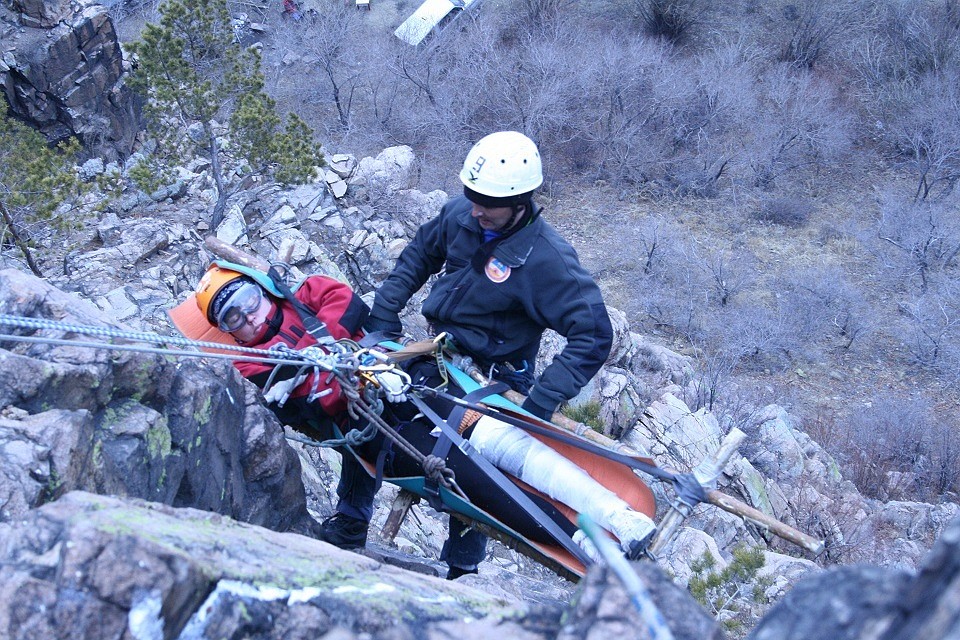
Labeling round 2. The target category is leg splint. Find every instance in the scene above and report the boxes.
[469,415,656,556]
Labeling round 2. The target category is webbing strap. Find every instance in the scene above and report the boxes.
[267,265,334,345]
[408,394,591,566]
[431,381,510,465]
[423,382,509,509]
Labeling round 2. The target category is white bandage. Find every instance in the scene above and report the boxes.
[469,415,656,552]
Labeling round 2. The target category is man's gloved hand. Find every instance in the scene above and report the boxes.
[521,395,556,421]
[363,309,403,335]
[493,362,535,395]
[373,369,409,403]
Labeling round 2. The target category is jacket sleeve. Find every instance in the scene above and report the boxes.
[523,241,613,414]
[369,204,451,324]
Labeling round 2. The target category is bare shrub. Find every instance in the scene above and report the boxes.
[746,65,853,190]
[754,197,814,227]
[514,0,578,31]
[774,266,874,356]
[628,0,708,44]
[857,3,960,200]
[296,5,365,129]
[898,288,960,382]
[777,0,857,69]
[874,190,960,293]
[833,395,958,501]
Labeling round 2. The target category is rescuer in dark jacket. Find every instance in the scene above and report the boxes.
[358,131,615,578]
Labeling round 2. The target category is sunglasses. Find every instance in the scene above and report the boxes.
[216,282,264,332]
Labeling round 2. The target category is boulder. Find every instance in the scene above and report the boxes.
[0,491,537,639]
[750,514,960,639]
[630,393,723,470]
[558,561,725,639]
[349,145,418,193]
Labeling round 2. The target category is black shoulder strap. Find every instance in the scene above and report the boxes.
[268,266,334,345]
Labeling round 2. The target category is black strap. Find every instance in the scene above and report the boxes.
[358,330,401,347]
[267,265,334,345]
[408,394,591,566]
[423,382,510,509]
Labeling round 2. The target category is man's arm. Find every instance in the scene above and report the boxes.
[367,205,451,332]
[521,243,613,420]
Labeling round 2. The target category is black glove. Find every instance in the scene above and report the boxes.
[493,363,535,395]
[363,310,403,335]
[521,395,555,421]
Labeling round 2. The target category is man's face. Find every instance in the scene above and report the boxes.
[228,294,274,345]
[471,203,521,232]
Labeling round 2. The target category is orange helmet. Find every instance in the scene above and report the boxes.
[195,264,245,325]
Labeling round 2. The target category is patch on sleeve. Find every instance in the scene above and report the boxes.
[485,256,511,283]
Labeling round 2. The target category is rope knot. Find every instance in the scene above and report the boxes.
[423,454,455,486]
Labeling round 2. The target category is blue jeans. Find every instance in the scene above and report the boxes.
[336,451,487,569]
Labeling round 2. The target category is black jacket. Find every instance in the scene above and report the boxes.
[370,195,612,413]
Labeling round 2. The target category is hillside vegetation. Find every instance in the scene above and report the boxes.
[103,0,960,503]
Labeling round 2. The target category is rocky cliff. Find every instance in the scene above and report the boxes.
[0,138,957,638]
[1,0,139,159]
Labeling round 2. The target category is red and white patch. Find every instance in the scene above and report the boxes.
[485,256,511,283]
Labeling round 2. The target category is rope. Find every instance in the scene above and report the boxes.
[0,314,311,368]
[0,312,467,501]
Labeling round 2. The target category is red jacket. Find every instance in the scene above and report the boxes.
[235,276,368,417]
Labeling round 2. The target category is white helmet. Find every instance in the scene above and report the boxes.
[459,131,543,203]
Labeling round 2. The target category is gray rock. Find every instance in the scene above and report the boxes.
[0,269,316,534]
[1,1,139,159]
[349,145,418,193]
[749,565,910,640]
[0,491,535,639]
[558,562,725,640]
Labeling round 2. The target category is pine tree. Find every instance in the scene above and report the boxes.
[0,115,85,277]
[128,0,323,227]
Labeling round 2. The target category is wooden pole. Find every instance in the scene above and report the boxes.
[648,429,745,556]
[380,490,420,542]
[204,236,270,271]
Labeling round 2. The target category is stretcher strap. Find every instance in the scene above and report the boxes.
[424,382,510,507]
[422,386,680,484]
[408,394,591,566]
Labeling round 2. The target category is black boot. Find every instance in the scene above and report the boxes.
[445,565,479,580]
[318,513,369,550]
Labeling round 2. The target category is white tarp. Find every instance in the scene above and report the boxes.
[394,0,459,45]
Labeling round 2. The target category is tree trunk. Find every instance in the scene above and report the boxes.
[0,200,43,277]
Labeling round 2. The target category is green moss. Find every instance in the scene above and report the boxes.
[42,467,63,502]
[193,396,213,425]
[146,417,172,459]
[92,438,104,469]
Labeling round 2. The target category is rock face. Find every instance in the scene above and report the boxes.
[0,268,314,534]
[749,513,960,640]
[1,0,139,159]
[559,562,725,640]
[0,491,539,639]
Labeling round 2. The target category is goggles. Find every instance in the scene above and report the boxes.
[215,282,263,332]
